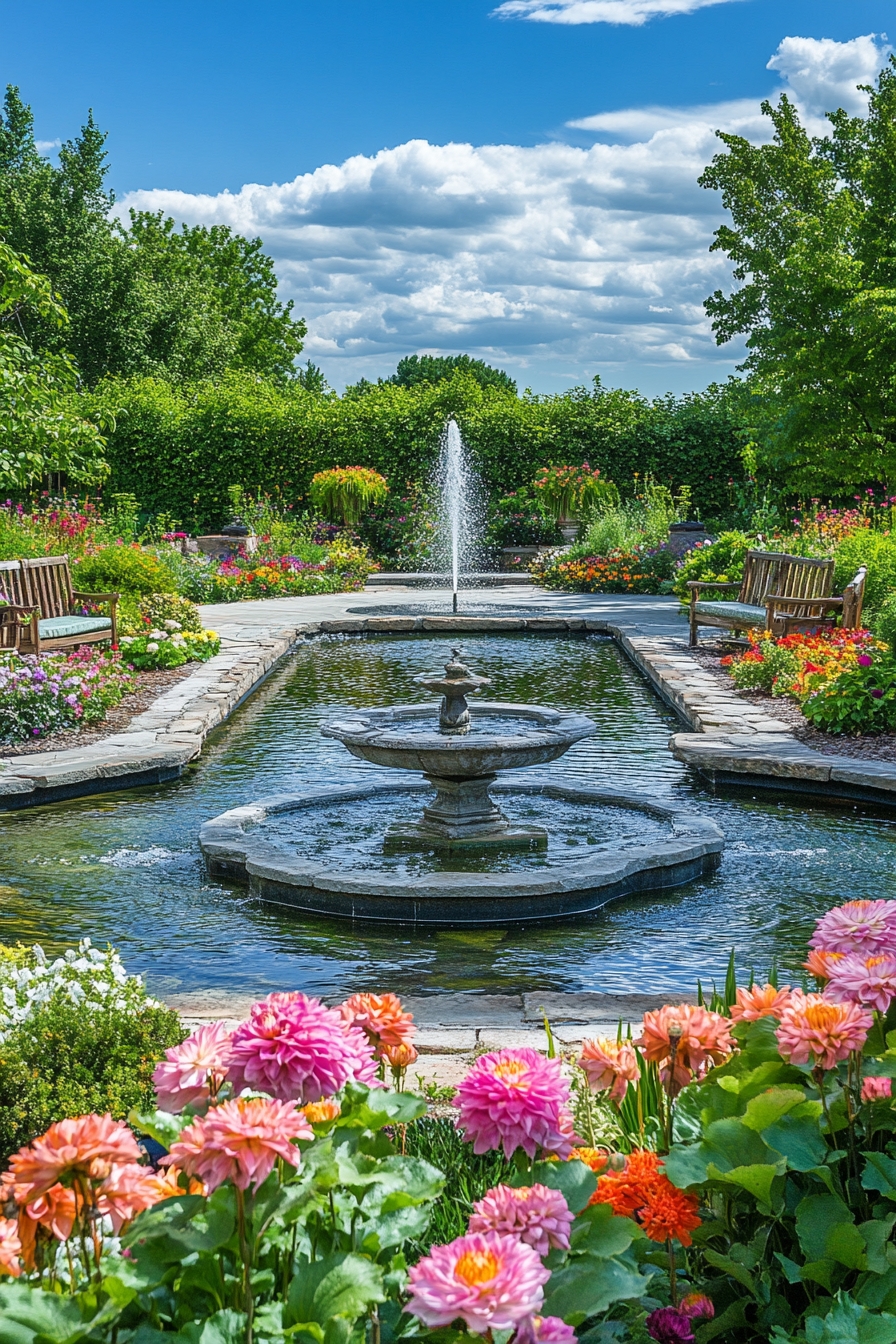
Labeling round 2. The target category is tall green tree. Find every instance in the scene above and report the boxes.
[0,86,306,385]
[0,241,108,488]
[700,57,896,490]
[388,353,517,394]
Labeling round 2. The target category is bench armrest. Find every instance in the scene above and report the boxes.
[0,603,38,620]
[766,595,843,613]
[687,581,740,593]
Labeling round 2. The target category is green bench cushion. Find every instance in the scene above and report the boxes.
[38,615,112,639]
[693,601,766,624]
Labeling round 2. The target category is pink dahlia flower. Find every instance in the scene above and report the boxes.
[810,900,896,956]
[153,1021,233,1112]
[861,1075,893,1103]
[469,1183,573,1258]
[578,1037,640,1103]
[776,991,872,1070]
[531,1317,577,1344]
[730,984,792,1022]
[228,992,372,1103]
[407,1230,550,1332]
[339,992,416,1054]
[341,1022,380,1088]
[680,1293,714,1321]
[455,1049,577,1159]
[825,953,896,1014]
[165,1096,312,1191]
[0,1218,22,1277]
[98,1162,167,1233]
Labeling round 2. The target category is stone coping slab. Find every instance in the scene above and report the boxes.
[198,777,724,926]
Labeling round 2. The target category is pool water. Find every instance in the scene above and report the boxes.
[2,633,895,1000]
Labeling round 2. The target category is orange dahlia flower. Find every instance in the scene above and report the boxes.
[338,992,416,1054]
[776,991,872,1070]
[591,1149,701,1246]
[730,983,792,1022]
[803,949,845,982]
[302,1098,342,1124]
[6,1114,141,1202]
[636,1004,733,1094]
[568,1146,609,1174]
[578,1038,640,1103]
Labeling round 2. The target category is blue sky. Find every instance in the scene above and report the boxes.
[2,0,893,393]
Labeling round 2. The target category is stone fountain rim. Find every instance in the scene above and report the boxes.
[199,777,724,917]
[321,701,597,752]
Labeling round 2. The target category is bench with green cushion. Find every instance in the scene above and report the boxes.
[687,551,835,646]
[37,614,113,641]
[4,555,119,655]
[691,600,766,626]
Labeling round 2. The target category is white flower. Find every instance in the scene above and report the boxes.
[120,637,134,646]
[163,620,181,630]
[32,945,47,965]
[146,642,159,653]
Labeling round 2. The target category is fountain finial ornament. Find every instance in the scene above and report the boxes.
[414,648,491,735]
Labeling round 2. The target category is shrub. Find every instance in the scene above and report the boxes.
[484,487,561,550]
[72,544,177,595]
[138,592,203,633]
[0,939,182,1159]
[672,530,753,598]
[834,530,896,616]
[873,592,896,648]
[726,638,800,694]
[531,463,614,521]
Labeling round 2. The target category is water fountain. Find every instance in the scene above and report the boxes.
[199,647,724,926]
[435,419,482,613]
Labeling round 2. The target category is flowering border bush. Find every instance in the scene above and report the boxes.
[532,545,674,594]
[119,624,220,670]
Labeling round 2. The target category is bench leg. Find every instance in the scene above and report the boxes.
[689,605,698,647]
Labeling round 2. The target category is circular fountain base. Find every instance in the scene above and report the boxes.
[199,779,724,927]
[384,772,548,850]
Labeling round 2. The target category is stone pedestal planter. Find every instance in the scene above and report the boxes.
[197,533,258,560]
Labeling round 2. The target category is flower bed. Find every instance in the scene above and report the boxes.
[196,546,375,602]
[0,648,134,744]
[721,628,896,734]
[6,902,896,1340]
[119,625,220,671]
[532,545,674,594]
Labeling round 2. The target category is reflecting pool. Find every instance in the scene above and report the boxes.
[2,633,895,1000]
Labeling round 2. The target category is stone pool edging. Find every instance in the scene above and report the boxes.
[3,602,896,807]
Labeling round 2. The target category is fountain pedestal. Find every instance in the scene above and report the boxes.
[385,771,548,849]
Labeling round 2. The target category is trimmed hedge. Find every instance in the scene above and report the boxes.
[85,372,747,533]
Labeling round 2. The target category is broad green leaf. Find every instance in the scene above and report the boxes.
[797,1194,865,1268]
[542,1254,649,1322]
[179,1311,249,1344]
[863,1153,896,1198]
[287,1253,385,1328]
[509,1159,597,1213]
[707,1160,783,1208]
[703,1247,757,1292]
[337,1084,426,1130]
[764,1112,829,1172]
[129,1107,193,1149]
[859,1216,896,1276]
[804,1291,896,1344]
[0,1283,122,1344]
[742,1087,807,1131]
[568,1203,636,1258]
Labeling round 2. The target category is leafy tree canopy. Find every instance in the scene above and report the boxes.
[388,353,517,394]
[0,241,108,487]
[700,57,896,490]
[0,86,306,386]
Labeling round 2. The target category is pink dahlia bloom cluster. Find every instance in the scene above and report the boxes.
[578,1037,639,1103]
[153,1021,233,1112]
[861,1075,893,1103]
[469,1183,573,1259]
[824,953,896,1014]
[166,1096,313,1191]
[228,992,377,1103]
[513,1317,577,1344]
[729,984,792,1023]
[455,1049,577,1159]
[775,991,873,1070]
[0,1218,22,1277]
[810,900,896,956]
[407,1230,550,1332]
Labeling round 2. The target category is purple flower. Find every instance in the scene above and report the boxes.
[31,669,47,683]
[871,688,885,699]
[31,728,40,737]
[857,654,873,667]
[645,1308,695,1343]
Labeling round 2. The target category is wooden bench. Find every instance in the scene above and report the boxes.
[0,555,118,655]
[767,566,867,637]
[688,550,836,646]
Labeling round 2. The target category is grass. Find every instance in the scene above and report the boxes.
[402,1116,515,1253]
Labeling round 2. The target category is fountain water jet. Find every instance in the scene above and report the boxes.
[435,420,482,613]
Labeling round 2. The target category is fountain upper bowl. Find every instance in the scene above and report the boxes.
[321,701,597,777]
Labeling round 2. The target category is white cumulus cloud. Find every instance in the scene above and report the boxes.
[492,0,740,26]
[119,34,891,392]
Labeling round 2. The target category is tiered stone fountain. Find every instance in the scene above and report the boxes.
[199,648,724,926]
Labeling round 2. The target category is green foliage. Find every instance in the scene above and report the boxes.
[137,591,203,634]
[0,940,182,1159]
[484,487,562,550]
[672,531,753,598]
[401,1116,515,1251]
[120,627,220,670]
[0,86,305,386]
[699,59,896,490]
[873,594,896,650]
[801,656,896,733]
[85,373,747,534]
[834,532,896,617]
[72,544,177,595]
[0,240,108,488]
[386,353,517,394]
[729,640,801,695]
[309,466,389,526]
